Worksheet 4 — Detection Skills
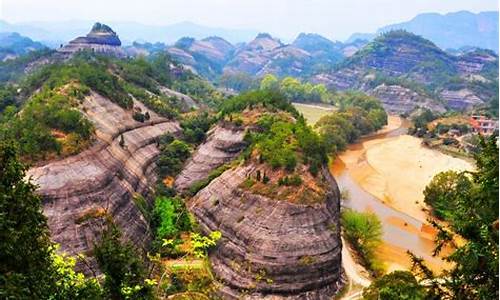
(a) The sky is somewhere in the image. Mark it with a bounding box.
[1,0,498,40]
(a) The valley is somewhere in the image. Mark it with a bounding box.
[295,105,466,274]
[0,5,498,300]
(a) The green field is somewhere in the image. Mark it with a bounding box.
[293,102,336,125]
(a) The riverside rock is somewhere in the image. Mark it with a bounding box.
[178,119,344,299]
[188,165,344,299]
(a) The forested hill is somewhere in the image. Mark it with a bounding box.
[0,50,222,163]
[311,30,499,115]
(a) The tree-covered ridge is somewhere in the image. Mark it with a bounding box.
[316,92,387,154]
[0,51,223,162]
[307,30,495,115]
[343,30,457,84]
[0,48,55,83]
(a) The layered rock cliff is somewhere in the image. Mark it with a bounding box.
[174,123,247,192]
[176,114,344,298]
[58,23,126,57]
[28,92,181,269]
[188,164,344,299]
[369,84,446,114]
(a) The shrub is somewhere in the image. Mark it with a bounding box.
[363,271,427,300]
[133,111,145,122]
[341,209,384,276]
[157,139,191,177]
[152,196,191,240]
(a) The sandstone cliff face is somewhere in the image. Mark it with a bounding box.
[58,23,126,57]
[174,124,247,192]
[188,165,344,299]
[28,92,181,268]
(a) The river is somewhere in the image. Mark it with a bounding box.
[330,116,474,273]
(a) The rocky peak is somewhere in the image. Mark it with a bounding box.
[82,22,121,46]
[246,32,283,51]
[58,22,124,56]
[292,32,338,52]
[201,36,234,53]
[175,37,196,49]
[90,22,117,35]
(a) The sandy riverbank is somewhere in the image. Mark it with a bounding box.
[361,135,474,223]
[334,115,469,273]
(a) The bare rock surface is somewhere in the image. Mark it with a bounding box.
[188,165,344,299]
[174,124,247,192]
[369,84,446,114]
[440,89,484,110]
[159,86,199,110]
[28,92,181,264]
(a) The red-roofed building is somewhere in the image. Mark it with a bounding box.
[469,115,498,136]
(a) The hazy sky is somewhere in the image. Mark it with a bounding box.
[1,0,498,40]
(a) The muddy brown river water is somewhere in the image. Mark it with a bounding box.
[330,116,473,273]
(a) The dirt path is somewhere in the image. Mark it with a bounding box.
[163,259,205,269]
[342,238,371,287]
[340,237,371,299]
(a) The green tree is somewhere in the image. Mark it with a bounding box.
[0,140,57,298]
[0,140,102,299]
[411,135,499,299]
[423,170,472,220]
[363,271,427,300]
[279,77,304,101]
[259,74,279,91]
[153,196,191,240]
[94,222,153,300]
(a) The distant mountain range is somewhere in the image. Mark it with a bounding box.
[1,11,498,116]
[0,20,260,45]
[348,11,499,53]
[1,10,498,52]
[0,32,47,61]
[313,30,499,114]
[162,32,364,80]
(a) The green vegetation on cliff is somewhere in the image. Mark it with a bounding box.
[0,83,94,161]
[0,51,222,163]
[260,74,333,103]
[0,141,102,299]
